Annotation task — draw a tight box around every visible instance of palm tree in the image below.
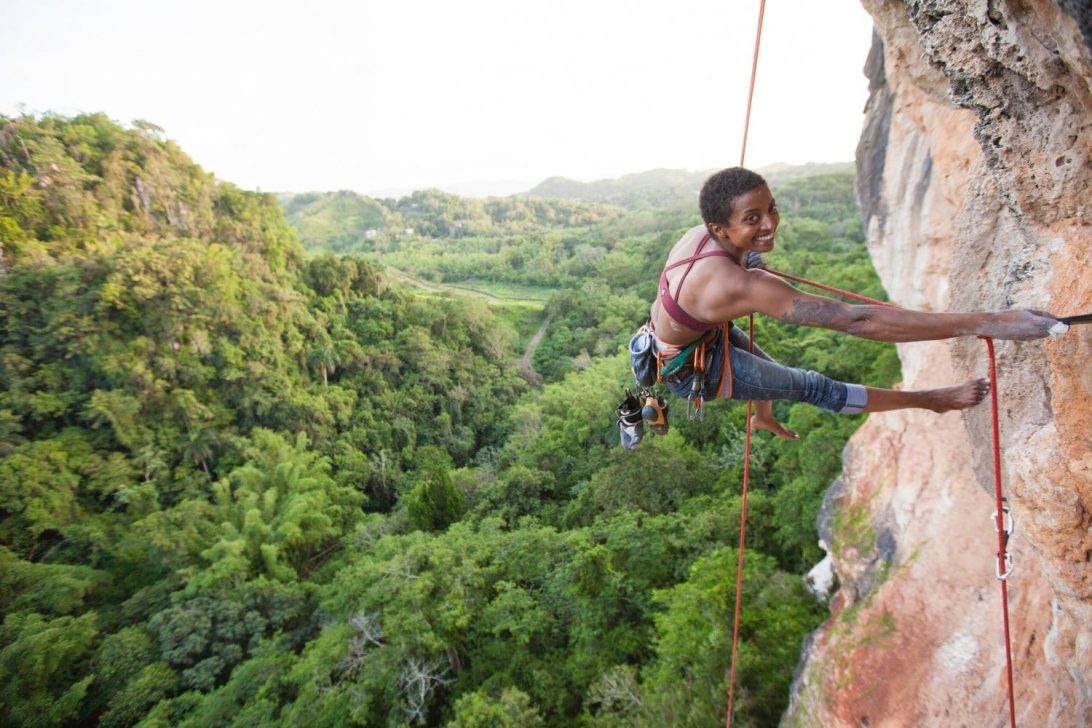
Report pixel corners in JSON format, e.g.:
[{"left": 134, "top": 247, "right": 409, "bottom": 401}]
[
  {"left": 308, "top": 339, "right": 341, "bottom": 386},
  {"left": 180, "top": 426, "right": 218, "bottom": 478}
]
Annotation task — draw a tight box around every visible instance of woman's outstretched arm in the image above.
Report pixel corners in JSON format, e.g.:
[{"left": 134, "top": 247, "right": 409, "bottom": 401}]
[{"left": 741, "top": 271, "right": 1058, "bottom": 342}]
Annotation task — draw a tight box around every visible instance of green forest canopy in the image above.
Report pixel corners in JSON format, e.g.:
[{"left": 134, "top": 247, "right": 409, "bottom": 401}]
[{"left": 0, "top": 112, "right": 897, "bottom": 727}]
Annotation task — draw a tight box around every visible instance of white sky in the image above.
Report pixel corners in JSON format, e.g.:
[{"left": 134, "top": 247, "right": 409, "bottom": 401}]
[{"left": 1, "top": 0, "right": 876, "bottom": 197}]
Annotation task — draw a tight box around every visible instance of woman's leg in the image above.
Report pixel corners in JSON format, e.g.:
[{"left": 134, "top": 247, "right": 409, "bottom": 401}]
[
  {"left": 860, "top": 380, "right": 989, "bottom": 413},
  {"left": 727, "top": 345, "right": 989, "bottom": 414}
]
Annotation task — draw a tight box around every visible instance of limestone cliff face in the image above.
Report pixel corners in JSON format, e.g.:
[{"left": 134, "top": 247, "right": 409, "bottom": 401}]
[{"left": 786, "top": 2, "right": 1091, "bottom": 726}]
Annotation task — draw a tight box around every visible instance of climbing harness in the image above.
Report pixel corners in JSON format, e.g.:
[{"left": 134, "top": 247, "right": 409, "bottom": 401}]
[
  {"left": 660, "top": 331, "right": 711, "bottom": 420},
  {"left": 656, "top": 323, "right": 734, "bottom": 420},
  {"left": 624, "top": 320, "right": 726, "bottom": 431}
]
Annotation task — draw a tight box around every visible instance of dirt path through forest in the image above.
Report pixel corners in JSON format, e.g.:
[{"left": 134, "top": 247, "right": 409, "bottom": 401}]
[{"left": 519, "top": 317, "right": 550, "bottom": 368}]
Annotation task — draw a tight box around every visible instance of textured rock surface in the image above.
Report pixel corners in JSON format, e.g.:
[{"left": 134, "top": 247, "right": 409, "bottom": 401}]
[{"left": 785, "top": 1, "right": 1091, "bottom": 726}]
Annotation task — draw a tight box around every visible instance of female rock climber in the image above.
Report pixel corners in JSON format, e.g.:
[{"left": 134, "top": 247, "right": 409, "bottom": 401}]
[{"left": 645, "top": 167, "right": 1061, "bottom": 440}]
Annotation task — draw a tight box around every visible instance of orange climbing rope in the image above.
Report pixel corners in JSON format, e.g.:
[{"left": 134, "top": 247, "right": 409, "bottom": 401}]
[
  {"left": 724, "top": 2, "right": 766, "bottom": 726},
  {"left": 737, "top": 0, "right": 766, "bottom": 170}
]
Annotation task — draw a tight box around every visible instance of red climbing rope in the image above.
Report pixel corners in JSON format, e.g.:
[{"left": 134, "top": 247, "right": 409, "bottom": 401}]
[
  {"left": 764, "top": 268, "right": 890, "bottom": 306},
  {"left": 984, "top": 336, "right": 1018, "bottom": 728},
  {"left": 721, "top": 4, "right": 1015, "bottom": 724},
  {"left": 757, "top": 271, "right": 1018, "bottom": 728},
  {"left": 725, "top": 2, "right": 767, "bottom": 726}
]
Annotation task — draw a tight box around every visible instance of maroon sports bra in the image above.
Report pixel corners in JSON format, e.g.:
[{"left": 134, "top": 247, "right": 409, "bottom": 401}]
[{"left": 658, "top": 234, "right": 733, "bottom": 331}]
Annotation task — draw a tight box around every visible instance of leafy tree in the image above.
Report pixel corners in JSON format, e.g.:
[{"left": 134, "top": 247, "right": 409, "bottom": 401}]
[
  {"left": 92, "top": 626, "right": 180, "bottom": 727},
  {"left": 469, "top": 463, "right": 557, "bottom": 526},
  {"left": 406, "top": 462, "right": 465, "bottom": 532},
  {"left": 0, "top": 546, "right": 110, "bottom": 616},
  {"left": 448, "top": 687, "right": 546, "bottom": 727},
  {"left": 638, "top": 549, "right": 823, "bottom": 728},
  {"left": 0, "top": 611, "right": 98, "bottom": 728},
  {"left": 148, "top": 591, "right": 283, "bottom": 692},
  {"left": 565, "top": 434, "right": 713, "bottom": 525},
  {"left": 99, "top": 662, "right": 179, "bottom": 728},
  {"left": 193, "top": 429, "right": 362, "bottom": 587}
]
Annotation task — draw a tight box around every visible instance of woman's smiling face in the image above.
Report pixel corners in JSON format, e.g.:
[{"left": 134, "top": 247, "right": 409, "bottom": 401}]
[{"left": 708, "top": 184, "right": 780, "bottom": 255}]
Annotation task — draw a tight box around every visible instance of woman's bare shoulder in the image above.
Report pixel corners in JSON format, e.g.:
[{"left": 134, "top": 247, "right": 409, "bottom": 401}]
[
  {"left": 666, "top": 225, "right": 710, "bottom": 257},
  {"left": 700, "top": 266, "right": 774, "bottom": 321}
]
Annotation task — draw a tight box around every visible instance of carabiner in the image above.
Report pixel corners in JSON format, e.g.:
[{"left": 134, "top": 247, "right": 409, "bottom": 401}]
[
  {"left": 995, "top": 551, "right": 1014, "bottom": 581},
  {"left": 687, "top": 395, "right": 704, "bottom": 421},
  {"left": 687, "top": 371, "right": 705, "bottom": 421},
  {"left": 992, "top": 504, "right": 1015, "bottom": 550},
  {"left": 991, "top": 503, "right": 1014, "bottom": 536}
]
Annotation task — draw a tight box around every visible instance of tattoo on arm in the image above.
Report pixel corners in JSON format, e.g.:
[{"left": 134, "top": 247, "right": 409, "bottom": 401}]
[{"left": 783, "top": 299, "right": 845, "bottom": 328}]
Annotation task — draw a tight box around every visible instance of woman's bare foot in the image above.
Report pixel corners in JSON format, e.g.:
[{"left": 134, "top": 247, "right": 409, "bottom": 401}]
[
  {"left": 751, "top": 412, "right": 799, "bottom": 440},
  {"left": 862, "top": 379, "right": 991, "bottom": 414},
  {"left": 921, "top": 378, "right": 990, "bottom": 413}
]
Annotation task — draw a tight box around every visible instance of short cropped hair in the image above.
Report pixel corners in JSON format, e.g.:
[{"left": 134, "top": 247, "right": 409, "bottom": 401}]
[{"left": 699, "top": 167, "right": 768, "bottom": 226}]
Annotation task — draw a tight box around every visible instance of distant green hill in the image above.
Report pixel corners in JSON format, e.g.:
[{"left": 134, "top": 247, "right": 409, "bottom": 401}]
[
  {"left": 283, "top": 189, "right": 395, "bottom": 240},
  {"left": 526, "top": 168, "right": 709, "bottom": 209},
  {"left": 279, "top": 188, "right": 626, "bottom": 253},
  {"left": 280, "top": 190, "right": 393, "bottom": 253},
  {"left": 756, "top": 161, "right": 856, "bottom": 188},
  {"left": 524, "top": 162, "right": 855, "bottom": 209}
]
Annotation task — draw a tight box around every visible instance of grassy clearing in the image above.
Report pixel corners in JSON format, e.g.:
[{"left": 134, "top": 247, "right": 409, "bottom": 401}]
[
  {"left": 384, "top": 268, "right": 548, "bottom": 351},
  {"left": 385, "top": 268, "right": 551, "bottom": 308},
  {"left": 447, "top": 278, "right": 556, "bottom": 303}
]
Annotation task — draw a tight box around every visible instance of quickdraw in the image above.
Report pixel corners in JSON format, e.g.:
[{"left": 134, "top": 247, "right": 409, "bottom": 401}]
[
  {"left": 992, "top": 502, "right": 1015, "bottom": 581},
  {"left": 688, "top": 337, "right": 707, "bottom": 420}
]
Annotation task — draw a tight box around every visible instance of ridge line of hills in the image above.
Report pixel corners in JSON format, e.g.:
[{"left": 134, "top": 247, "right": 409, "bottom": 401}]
[
  {"left": 523, "top": 161, "right": 854, "bottom": 206},
  {"left": 281, "top": 161, "right": 856, "bottom": 212},
  {"left": 279, "top": 161, "right": 857, "bottom": 255}
]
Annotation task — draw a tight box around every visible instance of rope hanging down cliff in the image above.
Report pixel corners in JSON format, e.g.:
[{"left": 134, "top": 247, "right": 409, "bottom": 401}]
[{"left": 724, "top": 1, "right": 765, "bottom": 725}]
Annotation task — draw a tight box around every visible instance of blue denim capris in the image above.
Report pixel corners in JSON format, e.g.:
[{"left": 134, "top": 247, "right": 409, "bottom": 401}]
[{"left": 657, "top": 328, "right": 868, "bottom": 414}]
